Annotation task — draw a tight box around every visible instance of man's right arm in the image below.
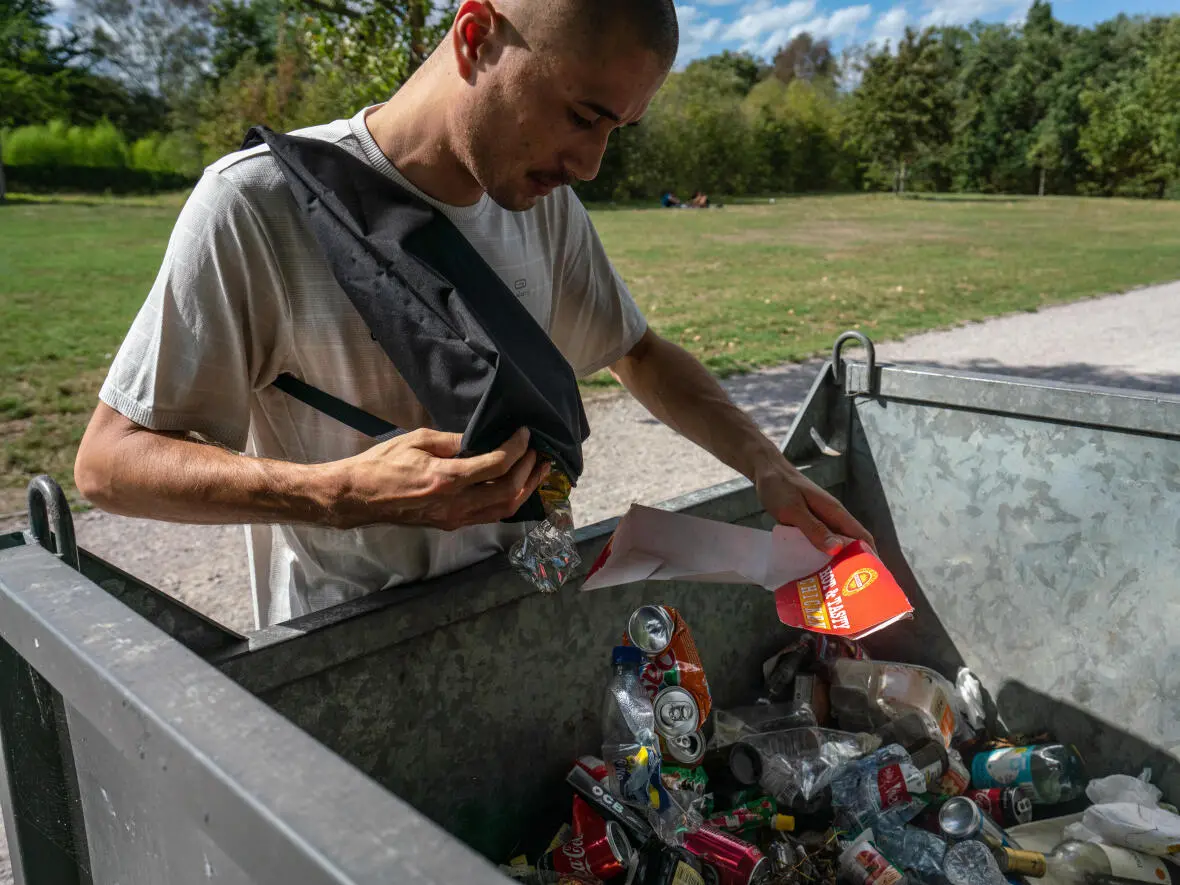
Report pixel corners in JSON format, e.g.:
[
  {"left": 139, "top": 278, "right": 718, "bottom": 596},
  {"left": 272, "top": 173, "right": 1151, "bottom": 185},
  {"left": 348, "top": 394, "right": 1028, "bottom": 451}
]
[{"left": 75, "top": 403, "right": 548, "bottom": 530}]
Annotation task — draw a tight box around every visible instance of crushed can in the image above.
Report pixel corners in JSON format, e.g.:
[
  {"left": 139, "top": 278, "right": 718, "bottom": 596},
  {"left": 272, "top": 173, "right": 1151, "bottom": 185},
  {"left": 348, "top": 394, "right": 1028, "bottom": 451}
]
[{"left": 683, "top": 824, "right": 770, "bottom": 885}]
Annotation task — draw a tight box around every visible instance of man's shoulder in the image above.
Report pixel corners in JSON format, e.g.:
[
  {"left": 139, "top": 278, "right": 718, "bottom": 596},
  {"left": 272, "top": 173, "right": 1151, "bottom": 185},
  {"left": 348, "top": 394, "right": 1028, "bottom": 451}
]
[{"left": 203, "top": 116, "right": 362, "bottom": 206}]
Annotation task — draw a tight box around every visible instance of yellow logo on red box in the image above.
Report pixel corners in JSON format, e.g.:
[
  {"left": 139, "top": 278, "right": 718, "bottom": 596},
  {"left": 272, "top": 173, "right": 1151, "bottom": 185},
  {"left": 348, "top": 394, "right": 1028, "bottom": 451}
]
[{"left": 842, "top": 567, "right": 878, "bottom": 597}]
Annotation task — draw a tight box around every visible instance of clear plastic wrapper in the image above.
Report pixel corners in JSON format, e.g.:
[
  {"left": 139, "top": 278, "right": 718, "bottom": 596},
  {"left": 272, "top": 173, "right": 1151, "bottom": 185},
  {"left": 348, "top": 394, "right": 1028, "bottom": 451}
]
[
  {"left": 710, "top": 702, "right": 820, "bottom": 749},
  {"left": 943, "top": 838, "right": 1006, "bottom": 885},
  {"left": 729, "top": 727, "right": 878, "bottom": 814},
  {"left": 953, "top": 667, "right": 987, "bottom": 736},
  {"left": 509, "top": 470, "right": 580, "bottom": 593}
]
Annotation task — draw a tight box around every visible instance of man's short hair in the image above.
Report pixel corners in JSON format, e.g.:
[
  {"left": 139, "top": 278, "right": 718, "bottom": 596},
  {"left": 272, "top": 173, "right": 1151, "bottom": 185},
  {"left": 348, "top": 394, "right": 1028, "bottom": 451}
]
[{"left": 531, "top": 0, "right": 680, "bottom": 69}]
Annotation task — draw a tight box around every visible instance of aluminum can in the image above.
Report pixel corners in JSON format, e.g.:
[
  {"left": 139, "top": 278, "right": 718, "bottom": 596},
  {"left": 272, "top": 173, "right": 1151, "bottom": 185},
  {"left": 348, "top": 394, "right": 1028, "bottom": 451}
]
[
  {"left": 683, "top": 824, "right": 770, "bottom": 885},
  {"left": 963, "top": 785, "right": 1035, "bottom": 828},
  {"left": 663, "top": 729, "right": 706, "bottom": 765},
  {"left": 627, "top": 605, "right": 675, "bottom": 655},
  {"left": 654, "top": 686, "right": 700, "bottom": 738},
  {"left": 540, "top": 799, "right": 632, "bottom": 882}
]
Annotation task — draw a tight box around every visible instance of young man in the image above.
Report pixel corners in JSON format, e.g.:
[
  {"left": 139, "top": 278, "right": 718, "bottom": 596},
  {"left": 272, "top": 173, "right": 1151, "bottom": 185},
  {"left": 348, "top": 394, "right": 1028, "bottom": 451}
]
[{"left": 75, "top": 0, "right": 873, "bottom": 628}]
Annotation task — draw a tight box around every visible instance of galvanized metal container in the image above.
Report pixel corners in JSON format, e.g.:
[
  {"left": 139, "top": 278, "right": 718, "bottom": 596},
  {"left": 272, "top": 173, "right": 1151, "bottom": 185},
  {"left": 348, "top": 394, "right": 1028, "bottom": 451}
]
[{"left": 1, "top": 333, "right": 1176, "bottom": 884}]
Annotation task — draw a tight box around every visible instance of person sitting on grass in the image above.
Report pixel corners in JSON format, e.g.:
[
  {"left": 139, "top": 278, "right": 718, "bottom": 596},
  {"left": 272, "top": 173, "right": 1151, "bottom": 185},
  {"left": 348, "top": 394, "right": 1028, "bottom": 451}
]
[
  {"left": 689, "top": 190, "right": 709, "bottom": 208},
  {"left": 661, "top": 190, "right": 682, "bottom": 207}
]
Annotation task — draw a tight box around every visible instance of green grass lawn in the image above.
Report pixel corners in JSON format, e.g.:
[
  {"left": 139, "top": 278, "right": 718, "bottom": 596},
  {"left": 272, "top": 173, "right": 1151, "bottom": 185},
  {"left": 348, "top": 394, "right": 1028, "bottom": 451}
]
[{"left": 3, "top": 190, "right": 1180, "bottom": 514}]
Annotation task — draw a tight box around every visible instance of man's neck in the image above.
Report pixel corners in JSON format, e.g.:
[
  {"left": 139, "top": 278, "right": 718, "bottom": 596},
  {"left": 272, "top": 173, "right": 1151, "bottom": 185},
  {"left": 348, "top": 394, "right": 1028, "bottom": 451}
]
[{"left": 363, "top": 78, "right": 484, "bottom": 208}]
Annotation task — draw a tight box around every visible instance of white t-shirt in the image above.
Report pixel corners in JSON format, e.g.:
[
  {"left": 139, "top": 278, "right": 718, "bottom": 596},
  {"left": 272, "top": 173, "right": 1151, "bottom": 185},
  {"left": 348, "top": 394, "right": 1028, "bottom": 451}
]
[{"left": 100, "top": 105, "right": 647, "bottom": 628}]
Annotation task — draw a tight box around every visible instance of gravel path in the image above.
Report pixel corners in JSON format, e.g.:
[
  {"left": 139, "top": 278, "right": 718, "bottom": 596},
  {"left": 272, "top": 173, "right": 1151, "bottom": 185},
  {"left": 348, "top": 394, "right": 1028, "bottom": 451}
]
[{"left": 0, "top": 281, "right": 1177, "bottom": 876}]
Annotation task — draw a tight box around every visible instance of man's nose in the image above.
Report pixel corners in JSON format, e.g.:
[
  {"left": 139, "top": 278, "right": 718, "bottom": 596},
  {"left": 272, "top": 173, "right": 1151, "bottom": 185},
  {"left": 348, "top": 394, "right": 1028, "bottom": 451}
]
[{"left": 566, "top": 128, "right": 613, "bottom": 182}]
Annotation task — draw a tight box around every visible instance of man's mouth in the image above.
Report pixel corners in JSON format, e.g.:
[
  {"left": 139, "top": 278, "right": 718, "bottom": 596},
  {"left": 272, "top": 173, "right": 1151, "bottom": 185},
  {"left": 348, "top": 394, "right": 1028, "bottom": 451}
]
[{"left": 528, "top": 171, "right": 572, "bottom": 194}]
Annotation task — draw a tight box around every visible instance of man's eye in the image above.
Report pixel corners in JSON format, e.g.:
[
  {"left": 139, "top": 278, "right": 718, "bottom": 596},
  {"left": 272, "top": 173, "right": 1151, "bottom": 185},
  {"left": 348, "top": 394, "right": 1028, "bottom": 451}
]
[{"left": 569, "top": 109, "right": 595, "bottom": 131}]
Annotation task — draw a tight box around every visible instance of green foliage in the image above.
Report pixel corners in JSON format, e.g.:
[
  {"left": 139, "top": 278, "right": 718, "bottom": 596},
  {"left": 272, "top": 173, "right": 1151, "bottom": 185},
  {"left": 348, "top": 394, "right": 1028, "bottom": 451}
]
[
  {"left": 684, "top": 51, "right": 768, "bottom": 96},
  {"left": 4, "top": 119, "right": 129, "bottom": 167},
  {"left": 294, "top": 0, "right": 454, "bottom": 110}
]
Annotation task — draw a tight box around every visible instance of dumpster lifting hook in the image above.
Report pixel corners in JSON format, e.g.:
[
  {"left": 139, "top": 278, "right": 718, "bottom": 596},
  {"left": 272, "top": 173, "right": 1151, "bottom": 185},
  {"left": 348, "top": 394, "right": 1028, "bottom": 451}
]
[
  {"left": 26, "top": 475, "right": 79, "bottom": 572},
  {"left": 830, "top": 330, "right": 876, "bottom": 390}
]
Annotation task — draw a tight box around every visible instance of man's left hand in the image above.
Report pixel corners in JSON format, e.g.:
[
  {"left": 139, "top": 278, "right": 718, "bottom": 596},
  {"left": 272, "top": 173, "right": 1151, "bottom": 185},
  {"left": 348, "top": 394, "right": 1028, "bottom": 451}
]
[{"left": 754, "top": 458, "right": 876, "bottom": 556}]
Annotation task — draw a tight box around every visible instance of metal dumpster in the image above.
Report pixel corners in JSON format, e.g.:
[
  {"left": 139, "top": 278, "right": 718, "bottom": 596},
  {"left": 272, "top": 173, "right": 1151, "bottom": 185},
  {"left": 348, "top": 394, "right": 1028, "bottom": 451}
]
[{"left": 1, "top": 333, "right": 1178, "bottom": 884}]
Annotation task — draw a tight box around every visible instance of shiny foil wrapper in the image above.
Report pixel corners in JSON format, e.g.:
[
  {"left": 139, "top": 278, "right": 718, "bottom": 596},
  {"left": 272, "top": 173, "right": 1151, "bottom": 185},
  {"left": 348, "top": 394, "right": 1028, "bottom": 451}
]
[{"left": 509, "top": 469, "right": 581, "bottom": 594}]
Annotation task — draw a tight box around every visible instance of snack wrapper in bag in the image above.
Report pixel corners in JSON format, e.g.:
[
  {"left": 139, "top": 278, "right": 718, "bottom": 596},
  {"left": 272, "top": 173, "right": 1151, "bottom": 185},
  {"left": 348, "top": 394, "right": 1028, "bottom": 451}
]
[{"left": 509, "top": 469, "right": 581, "bottom": 593}]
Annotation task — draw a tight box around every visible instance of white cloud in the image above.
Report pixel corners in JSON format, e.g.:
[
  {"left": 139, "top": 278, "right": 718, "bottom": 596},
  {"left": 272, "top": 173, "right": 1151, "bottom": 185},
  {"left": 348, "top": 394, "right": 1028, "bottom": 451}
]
[
  {"left": 919, "top": 0, "right": 1023, "bottom": 27},
  {"left": 690, "top": 0, "right": 746, "bottom": 5},
  {"left": 722, "top": 0, "right": 818, "bottom": 43},
  {"left": 868, "top": 5, "right": 909, "bottom": 46},
  {"left": 675, "top": 4, "right": 727, "bottom": 66},
  {"left": 790, "top": 4, "right": 873, "bottom": 40}
]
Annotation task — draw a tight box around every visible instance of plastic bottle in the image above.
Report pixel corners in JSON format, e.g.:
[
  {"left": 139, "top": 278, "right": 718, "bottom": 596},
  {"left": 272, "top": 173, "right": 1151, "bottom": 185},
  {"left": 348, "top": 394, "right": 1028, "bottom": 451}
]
[
  {"left": 872, "top": 820, "right": 948, "bottom": 883},
  {"left": 943, "top": 839, "right": 1007, "bottom": 885},
  {"left": 996, "top": 839, "right": 1175, "bottom": 883},
  {"left": 602, "top": 645, "right": 663, "bottom": 807},
  {"left": 970, "top": 744, "right": 1086, "bottom": 804},
  {"left": 838, "top": 831, "right": 909, "bottom": 884},
  {"left": 831, "top": 743, "right": 941, "bottom": 833},
  {"left": 829, "top": 659, "right": 959, "bottom": 747},
  {"left": 727, "top": 728, "right": 877, "bottom": 814}
]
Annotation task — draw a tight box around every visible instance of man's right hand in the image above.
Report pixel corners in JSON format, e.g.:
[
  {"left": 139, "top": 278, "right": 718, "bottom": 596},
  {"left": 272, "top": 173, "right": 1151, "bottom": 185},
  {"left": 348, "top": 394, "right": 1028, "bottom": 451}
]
[
  {"left": 327, "top": 427, "right": 549, "bottom": 530},
  {"left": 75, "top": 403, "right": 548, "bottom": 530}
]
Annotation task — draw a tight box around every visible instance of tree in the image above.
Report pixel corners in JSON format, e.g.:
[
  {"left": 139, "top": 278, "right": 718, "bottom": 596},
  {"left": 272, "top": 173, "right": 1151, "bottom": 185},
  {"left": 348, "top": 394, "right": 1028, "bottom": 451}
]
[
  {"left": 772, "top": 32, "right": 835, "bottom": 86},
  {"left": 209, "top": 0, "right": 282, "bottom": 79},
  {"left": 684, "top": 50, "right": 767, "bottom": 96},
  {"left": 293, "top": 0, "right": 454, "bottom": 107},
  {"left": 72, "top": 0, "right": 212, "bottom": 100},
  {"left": 848, "top": 28, "right": 956, "bottom": 193}
]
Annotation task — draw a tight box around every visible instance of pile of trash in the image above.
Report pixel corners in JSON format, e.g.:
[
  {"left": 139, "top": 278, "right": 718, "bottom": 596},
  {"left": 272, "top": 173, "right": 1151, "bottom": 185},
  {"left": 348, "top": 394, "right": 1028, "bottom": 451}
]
[{"left": 501, "top": 604, "right": 1180, "bottom": 884}]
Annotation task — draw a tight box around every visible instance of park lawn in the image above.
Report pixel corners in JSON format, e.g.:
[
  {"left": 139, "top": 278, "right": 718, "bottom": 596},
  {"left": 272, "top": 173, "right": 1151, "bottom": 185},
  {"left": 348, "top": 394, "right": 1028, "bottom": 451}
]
[{"left": 3, "top": 191, "right": 1180, "bottom": 514}]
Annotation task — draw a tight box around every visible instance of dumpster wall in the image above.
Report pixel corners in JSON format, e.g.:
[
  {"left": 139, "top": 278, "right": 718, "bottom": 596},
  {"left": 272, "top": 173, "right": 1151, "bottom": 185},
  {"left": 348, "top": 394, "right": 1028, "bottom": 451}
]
[{"left": 842, "top": 367, "right": 1180, "bottom": 798}]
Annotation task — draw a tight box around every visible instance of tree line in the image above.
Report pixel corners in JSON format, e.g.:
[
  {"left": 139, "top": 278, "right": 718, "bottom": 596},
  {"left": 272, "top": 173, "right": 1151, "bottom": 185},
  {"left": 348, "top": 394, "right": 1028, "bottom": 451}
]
[{"left": 2, "top": 0, "right": 1178, "bottom": 199}]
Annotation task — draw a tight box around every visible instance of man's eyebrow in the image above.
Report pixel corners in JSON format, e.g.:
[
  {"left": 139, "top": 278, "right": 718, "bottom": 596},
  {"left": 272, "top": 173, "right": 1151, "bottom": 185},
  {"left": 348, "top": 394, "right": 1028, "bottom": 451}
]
[{"left": 580, "top": 100, "right": 622, "bottom": 123}]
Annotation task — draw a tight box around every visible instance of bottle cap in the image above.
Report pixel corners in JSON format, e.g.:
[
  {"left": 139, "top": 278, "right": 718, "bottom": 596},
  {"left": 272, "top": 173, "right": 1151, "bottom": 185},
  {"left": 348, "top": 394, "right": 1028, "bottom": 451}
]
[
  {"left": 772, "top": 814, "right": 796, "bottom": 832},
  {"left": 612, "top": 645, "right": 645, "bottom": 666}
]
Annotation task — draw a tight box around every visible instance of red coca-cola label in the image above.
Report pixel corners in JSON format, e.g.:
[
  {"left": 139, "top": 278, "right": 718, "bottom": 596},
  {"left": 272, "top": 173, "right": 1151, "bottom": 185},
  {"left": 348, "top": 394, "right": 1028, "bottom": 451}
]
[
  {"left": 552, "top": 834, "right": 598, "bottom": 881},
  {"left": 640, "top": 648, "right": 676, "bottom": 701},
  {"left": 876, "top": 764, "right": 911, "bottom": 811}
]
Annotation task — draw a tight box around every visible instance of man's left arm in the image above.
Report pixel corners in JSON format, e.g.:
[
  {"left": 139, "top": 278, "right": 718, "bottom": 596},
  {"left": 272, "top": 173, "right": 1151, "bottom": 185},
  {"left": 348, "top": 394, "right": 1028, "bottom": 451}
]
[{"left": 610, "top": 328, "right": 874, "bottom": 555}]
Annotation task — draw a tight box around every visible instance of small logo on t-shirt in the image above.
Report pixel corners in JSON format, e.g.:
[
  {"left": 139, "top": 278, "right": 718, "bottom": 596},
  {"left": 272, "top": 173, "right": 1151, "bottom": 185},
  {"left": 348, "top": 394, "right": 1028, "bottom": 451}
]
[{"left": 514, "top": 278, "right": 528, "bottom": 298}]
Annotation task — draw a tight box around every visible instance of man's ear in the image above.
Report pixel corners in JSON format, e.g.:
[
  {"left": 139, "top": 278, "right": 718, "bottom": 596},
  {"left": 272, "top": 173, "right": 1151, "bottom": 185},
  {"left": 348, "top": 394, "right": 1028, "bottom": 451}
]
[{"left": 453, "top": 0, "right": 497, "bottom": 81}]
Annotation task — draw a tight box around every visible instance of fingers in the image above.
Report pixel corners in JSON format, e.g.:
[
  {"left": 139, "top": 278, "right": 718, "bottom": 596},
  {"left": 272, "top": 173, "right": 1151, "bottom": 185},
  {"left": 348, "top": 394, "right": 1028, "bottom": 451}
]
[
  {"left": 421, "top": 428, "right": 533, "bottom": 486},
  {"left": 786, "top": 507, "right": 852, "bottom": 557},
  {"left": 464, "top": 457, "right": 551, "bottom": 525},
  {"left": 406, "top": 428, "right": 465, "bottom": 458},
  {"left": 804, "top": 487, "right": 877, "bottom": 553}
]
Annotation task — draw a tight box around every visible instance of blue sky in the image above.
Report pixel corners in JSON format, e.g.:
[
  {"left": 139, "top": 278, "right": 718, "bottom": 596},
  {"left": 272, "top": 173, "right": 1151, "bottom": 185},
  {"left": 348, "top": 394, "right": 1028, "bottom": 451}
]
[{"left": 673, "top": 0, "right": 1180, "bottom": 66}]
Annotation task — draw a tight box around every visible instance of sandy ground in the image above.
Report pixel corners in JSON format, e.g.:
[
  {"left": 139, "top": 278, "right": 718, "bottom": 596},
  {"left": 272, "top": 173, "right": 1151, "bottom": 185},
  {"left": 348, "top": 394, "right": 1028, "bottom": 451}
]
[{"left": 0, "top": 280, "right": 1177, "bottom": 878}]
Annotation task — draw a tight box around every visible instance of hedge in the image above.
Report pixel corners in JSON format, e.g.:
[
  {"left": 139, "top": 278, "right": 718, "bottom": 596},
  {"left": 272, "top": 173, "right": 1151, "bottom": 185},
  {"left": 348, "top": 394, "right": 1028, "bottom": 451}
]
[{"left": 4, "top": 164, "right": 197, "bottom": 194}]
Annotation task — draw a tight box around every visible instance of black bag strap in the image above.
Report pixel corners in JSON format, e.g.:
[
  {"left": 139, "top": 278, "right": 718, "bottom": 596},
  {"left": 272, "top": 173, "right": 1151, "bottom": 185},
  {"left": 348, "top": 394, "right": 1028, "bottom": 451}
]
[{"left": 272, "top": 373, "right": 404, "bottom": 443}]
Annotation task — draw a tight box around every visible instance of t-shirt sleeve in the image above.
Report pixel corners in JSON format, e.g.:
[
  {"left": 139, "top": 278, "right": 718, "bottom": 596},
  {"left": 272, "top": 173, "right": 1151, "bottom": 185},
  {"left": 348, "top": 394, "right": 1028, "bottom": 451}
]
[
  {"left": 99, "top": 168, "right": 289, "bottom": 452},
  {"left": 549, "top": 190, "right": 647, "bottom": 378}
]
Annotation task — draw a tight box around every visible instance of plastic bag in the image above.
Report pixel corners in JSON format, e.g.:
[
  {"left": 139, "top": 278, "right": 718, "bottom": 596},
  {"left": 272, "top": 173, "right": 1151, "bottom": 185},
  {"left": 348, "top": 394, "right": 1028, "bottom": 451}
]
[
  {"left": 1081, "top": 802, "right": 1180, "bottom": 857},
  {"left": 1086, "top": 771, "right": 1163, "bottom": 807},
  {"left": 1066, "top": 769, "right": 1180, "bottom": 858},
  {"left": 954, "top": 667, "right": 987, "bottom": 734},
  {"left": 509, "top": 471, "right": 581, "bottom": 593}
]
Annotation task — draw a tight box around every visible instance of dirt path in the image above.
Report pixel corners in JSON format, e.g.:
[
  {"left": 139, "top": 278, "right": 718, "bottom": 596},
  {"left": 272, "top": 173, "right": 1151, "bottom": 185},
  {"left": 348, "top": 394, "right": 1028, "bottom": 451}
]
[{"left": 0, "top": 281, "right": 1177, "bottom": 876}]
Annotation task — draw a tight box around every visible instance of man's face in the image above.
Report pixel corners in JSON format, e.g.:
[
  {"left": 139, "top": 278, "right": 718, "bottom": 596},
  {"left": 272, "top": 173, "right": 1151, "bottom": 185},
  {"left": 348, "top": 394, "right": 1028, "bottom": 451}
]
[{"left": 459, "top": 38, "right": 667, "bottom": 211}]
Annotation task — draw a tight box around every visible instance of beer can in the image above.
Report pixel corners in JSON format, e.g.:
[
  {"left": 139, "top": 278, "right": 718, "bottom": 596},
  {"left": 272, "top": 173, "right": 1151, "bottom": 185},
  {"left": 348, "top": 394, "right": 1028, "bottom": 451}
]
[
  {"left": 627, "top": 605, "right": 675, "bottom": 655},
  {"left": 963, "top": 785, "right": 1034, "bottom": 828},
  {"left": 683, "top": 824, "right": 770, "bottom": 885},
  {"left": 541, "top": 799, "right": 632, "bottom": 882},
  {"left": 663, "top": 729, "right": 706, "bottom": 765},
  {"left": 654, "top": 686, "right": 700, "bottom": 738},
  {"left": 939, "top": 796, "right": 1009, "bottom": 850}
]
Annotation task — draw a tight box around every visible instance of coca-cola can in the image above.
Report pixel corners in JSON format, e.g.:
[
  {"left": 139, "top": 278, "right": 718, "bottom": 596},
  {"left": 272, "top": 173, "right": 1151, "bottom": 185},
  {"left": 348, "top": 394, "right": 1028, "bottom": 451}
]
[
  {"left": 627, "top": 605, "right": 674, "bottom": 655},
  {"left": 654, "top": 686, "right": 700, "bottom": 738},
  {"left": 540, "top": 800, "right": 631, "bottom": 882},
  {"left": 663, "top": 729, "right": 707, "bottom": 765},
  {"left": 683, "top": 824, "right": 769, "bottom": 885},
  {"left": 963, "top": 785, "right": 1034, "bottom": 828}
]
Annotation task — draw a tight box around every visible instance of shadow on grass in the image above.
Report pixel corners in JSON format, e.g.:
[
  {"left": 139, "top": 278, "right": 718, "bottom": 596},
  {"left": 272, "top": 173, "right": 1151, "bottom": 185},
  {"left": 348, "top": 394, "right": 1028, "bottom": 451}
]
[{"left": 899, "top": 193, "right": 1037, "bottom": 204}]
